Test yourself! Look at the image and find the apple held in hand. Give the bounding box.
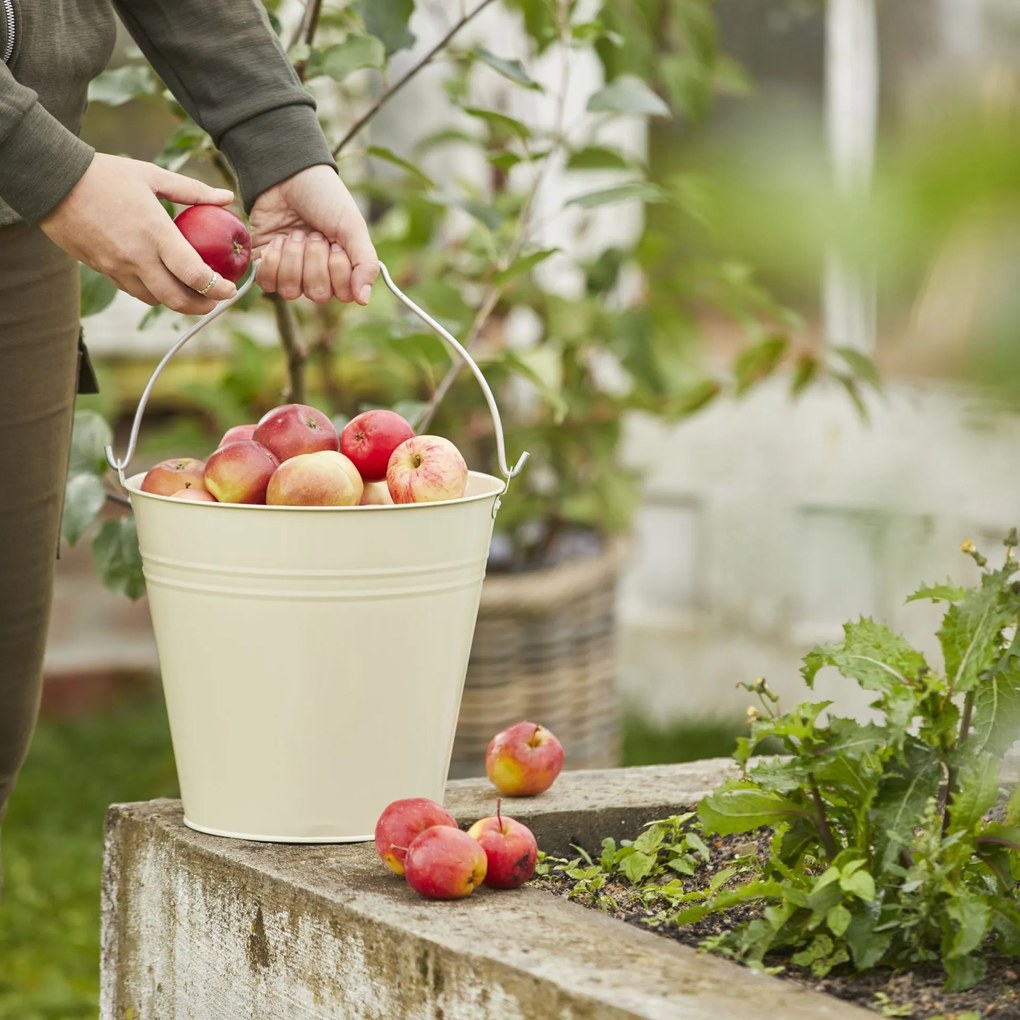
[486,721,564,797]
[140,457,207,496]
[203,439,279,504]
[253,403,339,463]
[266,450,363,507]
[340,409,415,483]
[467,801,538,889]
[374,797,459,876]
[173,204,252,283]
[386,435,468,504]
[403,826,488,900]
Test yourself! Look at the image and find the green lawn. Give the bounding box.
[0,696,741,1019]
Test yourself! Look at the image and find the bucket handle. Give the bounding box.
[104,260,530,491]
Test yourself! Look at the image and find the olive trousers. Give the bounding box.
[0,222,82,888]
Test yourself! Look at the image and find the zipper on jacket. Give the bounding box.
[1,0,14,65]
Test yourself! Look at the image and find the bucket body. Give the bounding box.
[126,471,503,842]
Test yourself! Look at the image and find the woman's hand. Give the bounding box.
[39,153,238,314]
[248,165,378,305]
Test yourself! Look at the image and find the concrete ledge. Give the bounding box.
[101,760,873,1019]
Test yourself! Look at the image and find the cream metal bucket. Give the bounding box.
[107,262,528,843]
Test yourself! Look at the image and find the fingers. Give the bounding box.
[146,164,234,208]
[340,215,379,306]
[156,222,236,304]
[328,244,355,303]
[256,232,374,305]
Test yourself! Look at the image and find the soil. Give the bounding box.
[533,825,1020,1020]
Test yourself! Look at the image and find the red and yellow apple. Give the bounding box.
[374,797,459,876]
[253,403,339,462]
[485,721,564,797]
[340,409,415,482]
[170,487,217,502]
[140,457,207,496]
[203,439,279,504]
[266,450,363,507]
[217,423,257,448]
[403,825,488,900]
[467,802,538,889]
[386,435,468,504]
[359,480,393,506]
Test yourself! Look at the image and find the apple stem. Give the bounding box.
[528,724,543,747]
[496,798,503,829]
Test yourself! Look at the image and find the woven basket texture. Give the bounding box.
[449,534,631,779]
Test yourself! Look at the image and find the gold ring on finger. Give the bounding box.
[196,272,219,296]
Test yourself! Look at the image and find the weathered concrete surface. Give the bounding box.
[100,760,874,1020]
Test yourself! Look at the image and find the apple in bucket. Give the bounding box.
[387,435,468,504]
[266,450,363,507]
[140,457,207,496]
[340,409,415,482]
[203,439,279,504]
[253,403,339,462]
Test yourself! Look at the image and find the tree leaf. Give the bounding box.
[366,146,435,188]
[830,345,882,391]
[86,64,158,106]
[698,783,809,835]
[587,75,670,117]
[92,517,145,601]
[566,145,637,171]
[61,473,108,547]
[732,334,787,395]
[69,410,114,475]
[462,106,532,143]
[566,181,666,209]
[314,35,386,82]
[472,46,541,90]
[80,264,118,318]
[356,0,415,55]
[492,248,558,285]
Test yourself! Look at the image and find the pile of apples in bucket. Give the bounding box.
[142,204,470,507]
[376,721,564,900]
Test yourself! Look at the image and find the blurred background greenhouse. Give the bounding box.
[6,1,1020,1015]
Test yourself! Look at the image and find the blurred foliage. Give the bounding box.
[69,0,877,593]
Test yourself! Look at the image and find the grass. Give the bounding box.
[0,695,744,1018]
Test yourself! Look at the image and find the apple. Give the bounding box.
[386,435,468,504]
[140,457,207,496]
[170,487,217,502]
[403,826,488,900]
[203,439,279,504]
[485,721,564,797]
[253,403,339,463]
[359,480,393,506]
[340,409,415,483]
[374,797,459,876]
[173,204,252,283]
[217,423,257,448]
[467,801,539,889]
[266,450,363,507]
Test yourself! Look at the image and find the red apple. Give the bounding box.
[374,797,458,876]
[359,480,394,506]
[203,439,279,504]
[340,409,415,482]
[486,721,564,797]
[170,487,217,502]
[386,435,468,504]
[217,423,257,448]
[403,826,488,900]
[173,204,252,283]
[253,403,339,463]
[266,450,363,507]
[467,801,539,889]
[140,457,207,496]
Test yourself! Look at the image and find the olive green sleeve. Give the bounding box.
[112,0,337,211]
[0,68,95,223]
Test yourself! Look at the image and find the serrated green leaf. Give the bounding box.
[802,618,928,694]
[69,410,114,475]
[944,951,988,993]
[940,571,1014,693]
[314,35,385,82]
[92,517,145,601]
[969,655,1020,756]
[61,473,108,547]
[566,181,666,209]
[587,75,670,117]
[698,783,809,835]
[357,0,414,55]
[869,744,942,872]
[949,753,1002,831]
[80,264,118,318]
[366,146,435,188]
[945,891,991,960]
[905,581,967,604]
[472,46,540,89]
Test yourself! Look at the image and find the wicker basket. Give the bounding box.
[449,533,632,779]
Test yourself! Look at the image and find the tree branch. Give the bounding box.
[332,0,500,157]
[267,293,308,404]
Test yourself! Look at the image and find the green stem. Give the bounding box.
[332,0,500,156]
[942,689,976,835]
[809,776,838,861]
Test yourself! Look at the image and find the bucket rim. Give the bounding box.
[124,468,505,511]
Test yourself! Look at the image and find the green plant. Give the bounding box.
[542,533,1020,991]
[64,0,876,594]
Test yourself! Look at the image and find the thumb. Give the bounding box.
[145,165,234,208]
